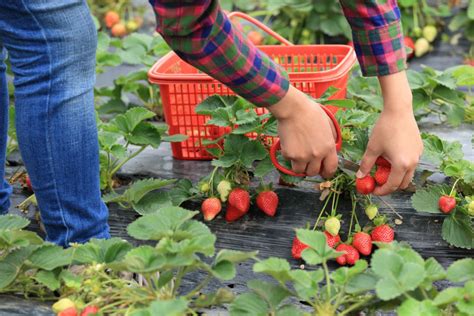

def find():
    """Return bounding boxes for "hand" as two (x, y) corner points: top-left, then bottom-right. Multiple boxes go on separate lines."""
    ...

(268, 85), (338, 178)
(357, 71), (423, 195)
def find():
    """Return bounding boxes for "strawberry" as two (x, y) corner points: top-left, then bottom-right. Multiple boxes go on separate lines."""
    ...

(25, 176), (33, 192)
(365, 204), (378, 220)
(352, 232), (373, 256)
(324, 231), (341, 248)
(356, 176), (375, 195)
(374, 166), (390, 186)
(111, 23), (127, 37)
(104, 11), (120, 28)
(324, 217), (341, 237)
(415, 38), (430, 57)
(248, 31), (264, 45)
(371, 224), (394, 243)
(336, 244), (359, 265)
(228, 188), (250, 214)
(201, 197), (222, 221)
(58, 307), (78, 316)
(422, 25), (437, 42)
(256, 190), (279, 216)
(438, 195), (456, 214)
(53, 299), (75, 314)
(126, 20), (139, 32)
(468, 201), (474, 216)
(81, 306), (99, 316)
(404, 36), (415, 59)
(375, 156), (391, 168)
(291, 236), (309, 260)
(225, 205), (243, 222)
(217, 180), (232, 202)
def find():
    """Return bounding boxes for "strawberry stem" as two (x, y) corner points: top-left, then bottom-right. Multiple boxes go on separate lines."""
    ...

(313, 191), (332, 230)
(347, 194), (358, 238)
(449, 178), (461, 197)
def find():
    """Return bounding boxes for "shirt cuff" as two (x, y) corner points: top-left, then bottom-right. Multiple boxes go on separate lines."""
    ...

(351, 21), (407, 77)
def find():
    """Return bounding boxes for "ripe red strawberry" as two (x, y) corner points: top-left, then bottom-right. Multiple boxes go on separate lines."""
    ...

(371, 224), (394, 243)
(59, 307), (78, 316)
(352, 232), (373, 256)
(324, 231), (341, 248)
(439, 195), (456, 214)
(225, 204), (246, 222)
(291, 236), (309, 260)
(25, 176), (33, 192)
(356, 176), (375, 195)
(228, 188), (250, 214)
(374, 166), (390, 186)
(375, 156), (391, 168)
(404, 36), (415, 59)
(336, 244), (360, 265)
(201, 197), (222, 221)
(256, 190), (279, 216)
(81, 306), (99, 316)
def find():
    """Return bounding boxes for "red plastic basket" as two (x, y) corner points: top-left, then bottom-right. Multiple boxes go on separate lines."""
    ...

(148, 12), (357, 160)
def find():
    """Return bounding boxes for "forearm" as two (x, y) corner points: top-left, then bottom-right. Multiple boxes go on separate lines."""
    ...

(378, 71), (412, 113)
(150, 0), (290, 107)
(339, 0), (407, 77)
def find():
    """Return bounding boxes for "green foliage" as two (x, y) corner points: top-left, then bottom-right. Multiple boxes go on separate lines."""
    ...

(97, 107), (186, 191)
(232, 240), (474, 315)
(0, 211), (256, 314)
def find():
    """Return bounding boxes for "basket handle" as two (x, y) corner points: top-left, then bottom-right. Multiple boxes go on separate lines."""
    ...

(227, 11), (294, 47)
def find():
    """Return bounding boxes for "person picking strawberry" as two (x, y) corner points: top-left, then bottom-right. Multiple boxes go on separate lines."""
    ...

(151, 0), (423, 195)
(0, 0), (421, 247)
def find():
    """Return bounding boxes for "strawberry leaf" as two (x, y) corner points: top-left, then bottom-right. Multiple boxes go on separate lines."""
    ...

(446, 258), (474, 282)
(72, 238), (132, 264)
(0, 215), (29, 231)
(28, 245), (73, 271)
(397, 298), (440, 316)
(253, 258), (291, 283)
(33, 270), (60, 291)
(230, 292), (269, 316)
(441, 212), (474, 249)
(411, 185), (450, 214)
(247, 279), (292, 310)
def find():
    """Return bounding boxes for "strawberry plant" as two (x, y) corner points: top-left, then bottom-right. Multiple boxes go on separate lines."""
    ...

(412, 133), (474, 249)
(448, 1), (474, 63)
(232, 231), (474, 315)
(0, 209), (256, 315)
(97, 107), (187, 191)
(94, 31), (170, 116)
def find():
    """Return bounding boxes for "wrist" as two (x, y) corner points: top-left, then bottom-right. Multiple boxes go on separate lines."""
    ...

(267, 85), (309, 120)
(378, 71), (413, 113)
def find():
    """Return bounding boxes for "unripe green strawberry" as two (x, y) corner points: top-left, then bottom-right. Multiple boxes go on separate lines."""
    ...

(53, 298), (76, 313)
(325, 217), (341, 237)
(469, 201), (474, 216)
(415, 38), (430, 57)
(422, 25), (437, 42)
(217, 180), (232, 202)
(365, 204), (378, 220)
(199, 182), (210, 193)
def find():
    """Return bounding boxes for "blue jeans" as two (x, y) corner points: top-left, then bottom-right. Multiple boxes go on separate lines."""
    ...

(0, 0), (110, 246)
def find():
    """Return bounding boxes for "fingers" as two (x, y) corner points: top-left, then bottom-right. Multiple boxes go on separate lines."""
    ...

(373, 164), (407, 196)
(291, 159), (308, 175)
(305, 158), (323, 177)
(400, 168), (416, 189)
(320, 149), (339, 179)
(356, 146), (380, 179)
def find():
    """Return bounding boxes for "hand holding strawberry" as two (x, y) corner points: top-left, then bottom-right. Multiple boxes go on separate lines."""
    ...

(356, 71), (423, 196)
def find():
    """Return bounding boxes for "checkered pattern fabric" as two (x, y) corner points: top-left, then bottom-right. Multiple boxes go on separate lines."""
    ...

(150, 0), (407, 106)
(340, 0), (407, 76)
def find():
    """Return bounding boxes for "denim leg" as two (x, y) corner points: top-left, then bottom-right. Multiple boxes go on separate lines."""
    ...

(0, 0), (109, 246)
(0, 46), (13, 214)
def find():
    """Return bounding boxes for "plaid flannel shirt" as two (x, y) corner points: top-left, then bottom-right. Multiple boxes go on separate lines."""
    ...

(150, 0), (407, 107)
